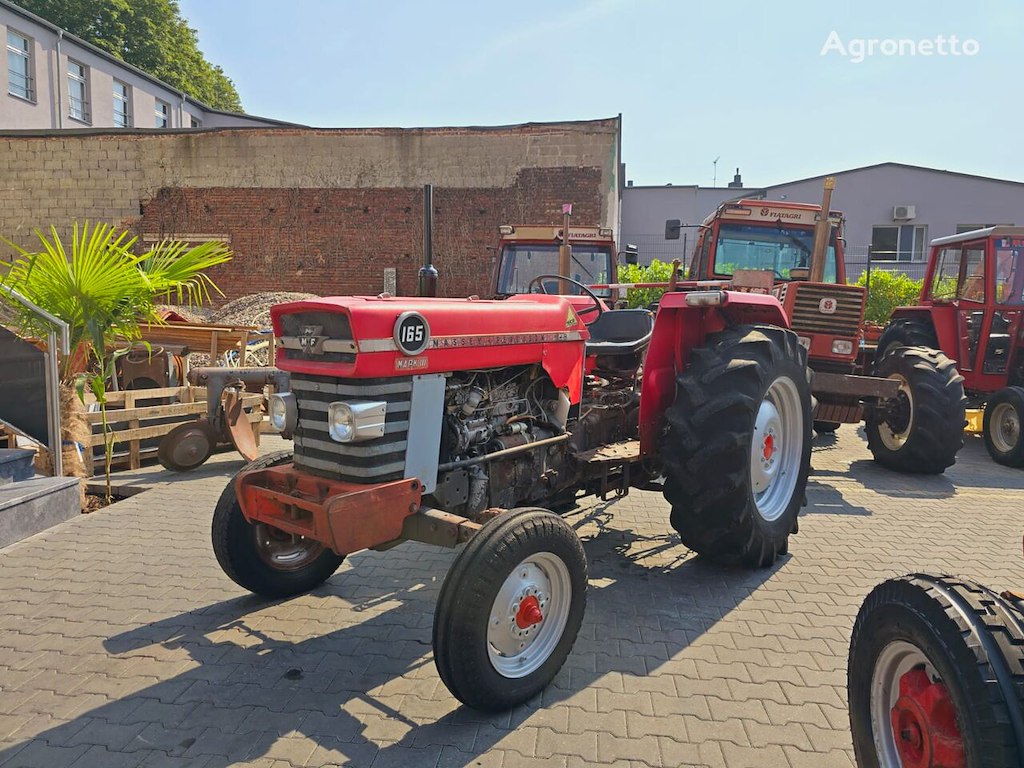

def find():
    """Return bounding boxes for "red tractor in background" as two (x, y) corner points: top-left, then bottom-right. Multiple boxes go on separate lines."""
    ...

(673, 181), (967, 474)
(211, 235), (813, 709)
(876, 227), (1024, 467)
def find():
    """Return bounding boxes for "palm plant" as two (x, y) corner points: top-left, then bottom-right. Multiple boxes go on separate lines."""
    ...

(2, 222), (231, 499)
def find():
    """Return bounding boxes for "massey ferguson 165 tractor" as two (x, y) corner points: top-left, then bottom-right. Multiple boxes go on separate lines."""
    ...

(211, 275), (812, 710)
(673, 181), (966, 474)
(876, 227), (1024, 467)
(848, 572), (1024, 768)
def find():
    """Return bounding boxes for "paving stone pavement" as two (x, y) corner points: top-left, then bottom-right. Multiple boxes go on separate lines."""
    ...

(1, 428), (1023, 768)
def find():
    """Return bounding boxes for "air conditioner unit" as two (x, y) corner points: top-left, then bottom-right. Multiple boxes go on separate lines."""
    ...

(892, 205), (916, 221)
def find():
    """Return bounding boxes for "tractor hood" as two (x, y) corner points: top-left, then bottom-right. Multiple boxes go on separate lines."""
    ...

(271, 294), (588, 397)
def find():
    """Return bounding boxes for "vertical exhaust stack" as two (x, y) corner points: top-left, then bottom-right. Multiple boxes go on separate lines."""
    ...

(809, 176), (835, 283)
(419, 184), (439, 297)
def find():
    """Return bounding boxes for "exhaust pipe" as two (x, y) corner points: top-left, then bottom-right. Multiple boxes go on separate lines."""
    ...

(418, 184), (438, 297)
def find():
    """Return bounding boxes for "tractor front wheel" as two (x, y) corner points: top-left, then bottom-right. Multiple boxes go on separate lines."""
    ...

(865, 347), (965, 474)
(433, 507), (587, 711)
(848, 575), (1024, 768)
(211, 451), (345, 598)
(983, 386), (1024, 467)
(661, 325), (812, 568)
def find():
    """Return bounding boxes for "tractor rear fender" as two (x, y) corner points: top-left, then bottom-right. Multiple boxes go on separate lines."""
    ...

(638, 290), (790, 455)
(889, 305), (955, 353)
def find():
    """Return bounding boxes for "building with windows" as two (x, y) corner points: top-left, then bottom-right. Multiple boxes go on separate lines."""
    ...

(2, 0), (292, 130)
(621, 163), (1024, 281)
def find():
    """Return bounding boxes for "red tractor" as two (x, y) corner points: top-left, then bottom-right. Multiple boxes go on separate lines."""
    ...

(876, 227), (1024, 467)
(675, 184), (966, 474)
(211, 268), (812, 709)
(848, 571), (1024, 768)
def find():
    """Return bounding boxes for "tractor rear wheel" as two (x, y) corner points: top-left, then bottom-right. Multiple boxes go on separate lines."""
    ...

(433, 507), (587, 711)
(848, 575), (1024, 768)
(661, 325), (812, 568)
(876, 317), (939, 359)
(983, 386), (1024, 467)
(211, 450), (345, 598)
(865, 347), (965, 474)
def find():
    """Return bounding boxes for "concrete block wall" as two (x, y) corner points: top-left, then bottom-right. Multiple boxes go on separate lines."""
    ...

(0, 119), (621, 300)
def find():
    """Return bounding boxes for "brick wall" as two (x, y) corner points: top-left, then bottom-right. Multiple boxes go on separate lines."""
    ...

(0, 119), (620, 301)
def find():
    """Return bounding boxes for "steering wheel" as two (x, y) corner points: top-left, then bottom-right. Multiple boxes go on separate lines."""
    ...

(526, 274), (605, 321)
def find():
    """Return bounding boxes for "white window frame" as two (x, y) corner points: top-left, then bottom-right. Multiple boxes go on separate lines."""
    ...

(190, 116), (201, 128)
(155, 99), (170, 128)
(6, 29), (34, 102)
(113, 79), (131, 127)
(67, 58), (90, 123)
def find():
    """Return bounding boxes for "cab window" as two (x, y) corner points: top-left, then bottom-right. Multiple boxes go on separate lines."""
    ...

(995, 245), (1024, 304)
(929, 247), (961, 300)
(958, 246), (986, 302)
(496, 243), (612, 297)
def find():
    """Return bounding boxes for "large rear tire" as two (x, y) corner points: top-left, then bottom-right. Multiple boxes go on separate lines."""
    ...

(211, 450), (345, 598)
(433, 507), (587, 712)
(661, 325), (812, 568)
(849, 575), (1024, 768)
(876, 317), (939, 359)
(983, 386), (1024, 468)
(865, 347), (966, 474)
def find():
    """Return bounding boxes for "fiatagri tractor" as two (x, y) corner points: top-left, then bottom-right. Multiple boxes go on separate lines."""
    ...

(672, 179), (967, 474)
(875, 226), (1024, 467)
(210, 218), (813, 711)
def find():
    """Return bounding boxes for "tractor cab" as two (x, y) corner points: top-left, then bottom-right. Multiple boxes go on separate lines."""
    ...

(905, 227), (1024, 388)
(686, 200), (847, 285)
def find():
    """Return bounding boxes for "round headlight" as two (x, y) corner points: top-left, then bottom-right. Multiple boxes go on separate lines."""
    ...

(328, 402), (355, 442)
(268, 392), (296, 434)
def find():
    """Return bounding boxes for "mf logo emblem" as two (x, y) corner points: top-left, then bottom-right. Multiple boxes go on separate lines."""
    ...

(818, 298), (838, 315)
(298, 325), (326, 355)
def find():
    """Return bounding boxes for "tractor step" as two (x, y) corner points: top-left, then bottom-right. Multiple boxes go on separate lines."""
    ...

(573, 440), (641, 501)
(574, 440), (642, 464)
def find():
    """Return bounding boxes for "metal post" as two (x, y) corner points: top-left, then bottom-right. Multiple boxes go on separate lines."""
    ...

(865, 245), (873, 308)
(418, 184), (438, 297)
(45, 329), (62, 478)
(558, 203), (572, 294)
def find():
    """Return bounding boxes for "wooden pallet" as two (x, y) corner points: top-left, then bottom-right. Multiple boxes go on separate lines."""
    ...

(83, 385), (262, 474)
(134, 322), (259, 366)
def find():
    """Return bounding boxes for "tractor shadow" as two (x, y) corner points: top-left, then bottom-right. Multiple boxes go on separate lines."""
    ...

(0, 500), (784, 767)
(803, 479), (873, 516)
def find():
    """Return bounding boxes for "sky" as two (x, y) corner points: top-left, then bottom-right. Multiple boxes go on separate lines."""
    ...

(178, 0), (1019, 188)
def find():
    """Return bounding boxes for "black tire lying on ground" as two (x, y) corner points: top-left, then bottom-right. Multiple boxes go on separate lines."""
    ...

(848, 574), (1024, 768)
(211, 450), (345, 598)
(865, 346), (966, 474)
(661, 324), (812, 568)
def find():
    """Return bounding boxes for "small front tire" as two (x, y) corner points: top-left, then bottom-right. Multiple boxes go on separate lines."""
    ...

(983, 386), (1024, 468)
(433, 507), (587, 712)
(211, 451), (345, 598)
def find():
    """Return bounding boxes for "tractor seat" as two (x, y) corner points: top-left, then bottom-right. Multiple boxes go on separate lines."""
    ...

(585, 309), (654, 361)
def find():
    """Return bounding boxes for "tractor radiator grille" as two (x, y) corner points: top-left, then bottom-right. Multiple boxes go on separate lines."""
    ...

(276, 311), (356, 364)
(291, 373), (412, 483)
(784, 283), (865, 338)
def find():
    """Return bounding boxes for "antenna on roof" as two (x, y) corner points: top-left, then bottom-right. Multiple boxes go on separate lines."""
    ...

(713, 156), (721, 187)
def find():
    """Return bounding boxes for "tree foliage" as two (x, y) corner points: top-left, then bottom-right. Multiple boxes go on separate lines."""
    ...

(18, 0), (242, 111)
(854, 269), (924, 325)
